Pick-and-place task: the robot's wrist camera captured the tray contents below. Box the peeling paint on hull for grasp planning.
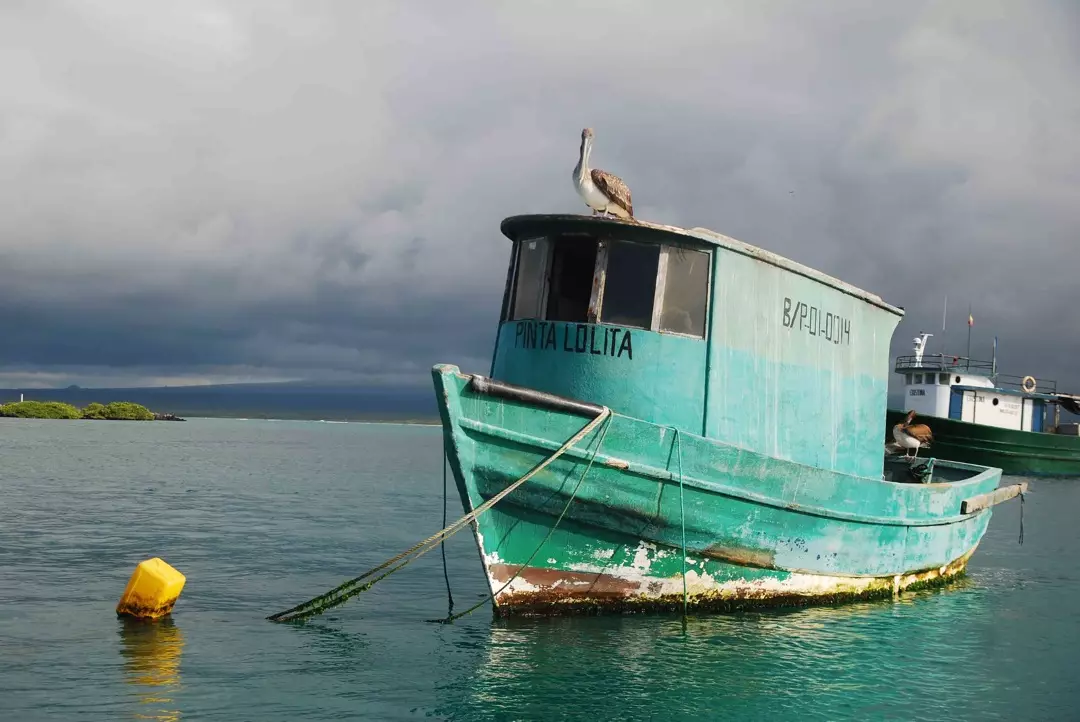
[486,548,976,617]
[432,364,1005,619]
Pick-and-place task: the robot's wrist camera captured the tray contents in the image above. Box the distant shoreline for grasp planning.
[0,414,442,426]
[0,383,439,424]
[0,400,182,421]
[205,417,442,426]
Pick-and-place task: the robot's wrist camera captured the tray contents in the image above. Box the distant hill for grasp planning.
[0,382,439,422]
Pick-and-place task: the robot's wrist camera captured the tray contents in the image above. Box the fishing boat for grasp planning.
[886,333,1080,477]
[432,213,1023,616]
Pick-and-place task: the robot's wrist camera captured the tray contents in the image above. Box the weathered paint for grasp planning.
[706,252,897,479]
[434,364,1002,616]
[885,408,1080,477]
[492,320,706,434]
[433,213,1009,618]
[493,214,901,480]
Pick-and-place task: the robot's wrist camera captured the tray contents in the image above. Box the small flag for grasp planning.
[968,313,973,327]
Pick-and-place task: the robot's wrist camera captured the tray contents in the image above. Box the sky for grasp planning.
[1,0,1078,391]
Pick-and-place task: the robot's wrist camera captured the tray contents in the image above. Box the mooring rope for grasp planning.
[267,407,612,623]
[1018,491,1025,546]
[429,413,613,623]
[673,428,689,621]
[440,441,455,617]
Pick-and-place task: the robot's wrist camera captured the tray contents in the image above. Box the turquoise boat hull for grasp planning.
[435,364,1003,616]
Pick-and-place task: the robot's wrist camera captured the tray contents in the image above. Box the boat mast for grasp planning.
[966,304,973,362]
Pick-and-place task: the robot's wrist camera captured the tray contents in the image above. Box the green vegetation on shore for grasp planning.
[0,400,158,421]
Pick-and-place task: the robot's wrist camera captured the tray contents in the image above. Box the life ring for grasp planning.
[1022,375,1037,393]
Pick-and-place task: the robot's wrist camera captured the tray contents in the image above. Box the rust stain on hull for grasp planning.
[700,543,776,569]
[487,551,975,618]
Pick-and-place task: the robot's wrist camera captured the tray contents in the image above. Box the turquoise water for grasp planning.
[1,418,1076,720]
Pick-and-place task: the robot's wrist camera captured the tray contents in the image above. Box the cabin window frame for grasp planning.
[502,232,712,340]
[506,235,554,322]
[592,237,712,339]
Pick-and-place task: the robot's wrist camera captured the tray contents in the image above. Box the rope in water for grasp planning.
[440,441,455,616]
[1018,491,1025,546]
[429,413,613,623]
[266,407,612,623]
[673,427,688,620]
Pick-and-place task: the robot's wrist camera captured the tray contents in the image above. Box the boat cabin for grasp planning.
[895,333,1080,433]
[492,214,903,479]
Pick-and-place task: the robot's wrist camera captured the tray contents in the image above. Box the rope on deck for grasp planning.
[266,406,612,624]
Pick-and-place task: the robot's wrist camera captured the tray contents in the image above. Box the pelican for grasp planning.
[572,128,634,220]
[892,410,934,458]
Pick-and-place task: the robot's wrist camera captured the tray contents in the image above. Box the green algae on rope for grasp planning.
[427,413,613,624]
[266,407,612,624]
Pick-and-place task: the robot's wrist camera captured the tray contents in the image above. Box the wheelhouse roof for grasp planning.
[501,214,903,316]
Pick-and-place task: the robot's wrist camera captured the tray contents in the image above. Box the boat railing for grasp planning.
[894,354,1058,394]
[894,354,994,374]
[993,373,1058,395]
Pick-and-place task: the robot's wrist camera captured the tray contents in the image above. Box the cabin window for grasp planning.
[659,247,709,337]
[601,240,660,329]
[545,237,598,322]
[511,237,550,320]
[509,235,598,322]
[939,373,949,385]
[504,231,711,338]
[905,374,912,386]
[914,374,923,384]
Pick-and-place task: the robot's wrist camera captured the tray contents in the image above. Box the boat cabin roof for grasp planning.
[501,214,903,316]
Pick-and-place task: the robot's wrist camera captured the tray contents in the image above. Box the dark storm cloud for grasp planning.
[1,0,1078,390]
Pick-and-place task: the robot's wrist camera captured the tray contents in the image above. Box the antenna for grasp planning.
[913,332,933,365]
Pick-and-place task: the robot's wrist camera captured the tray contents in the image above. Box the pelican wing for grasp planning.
[591,168,633,217]
[904,423,933,444]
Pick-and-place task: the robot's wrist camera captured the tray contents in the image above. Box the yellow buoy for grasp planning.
[116,558,186,620]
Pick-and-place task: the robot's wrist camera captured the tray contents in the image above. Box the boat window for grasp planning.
[905,374,912,386]
[601,240,660,329]
[545,237,598,322]
[939,373,950,385]
[509,235,599,322]
[511,237,550,320]
[914,374,923,384]
[659,247,709,337]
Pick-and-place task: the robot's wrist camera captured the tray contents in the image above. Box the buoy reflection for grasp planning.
[117,616,184,721]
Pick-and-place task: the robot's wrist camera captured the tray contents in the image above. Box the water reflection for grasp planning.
[442,581,996,721]
[117,617,184,721]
